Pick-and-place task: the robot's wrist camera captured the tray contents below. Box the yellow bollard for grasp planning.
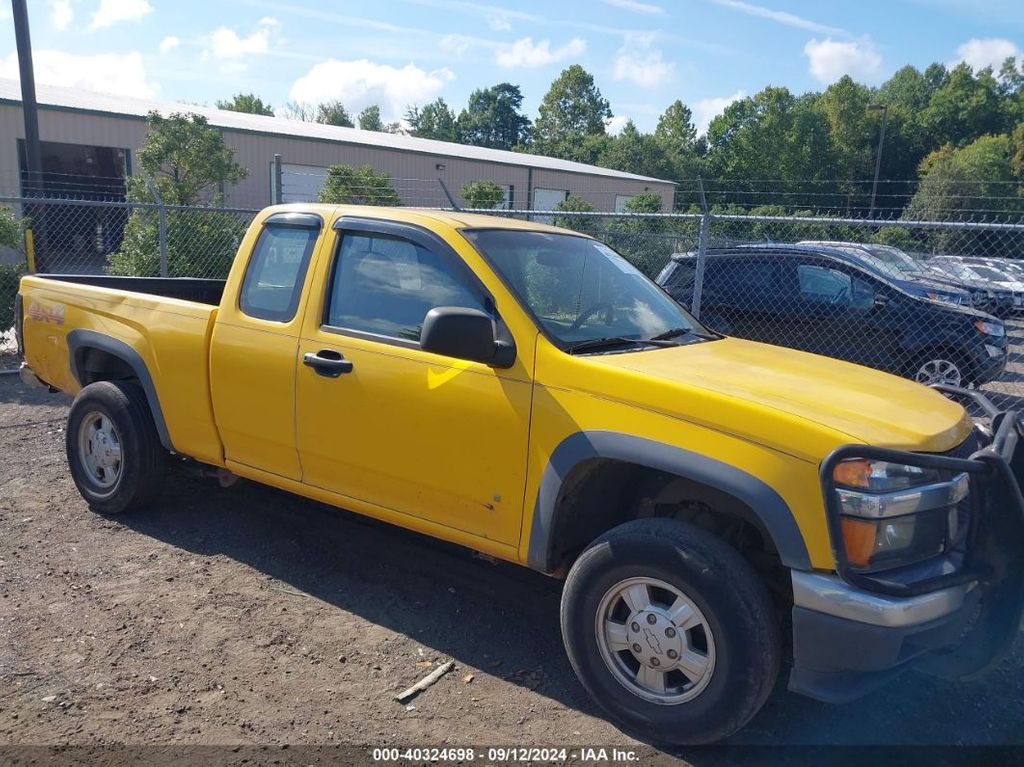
[24,227,35,273]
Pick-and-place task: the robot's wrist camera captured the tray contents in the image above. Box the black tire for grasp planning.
[560,518,780,745]
[66,380,166,514]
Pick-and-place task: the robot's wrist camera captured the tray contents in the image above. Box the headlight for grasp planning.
[832,459,969,572]
[974,319,1005,337]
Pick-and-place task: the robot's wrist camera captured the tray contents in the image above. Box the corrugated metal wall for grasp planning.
[0,103,676,211]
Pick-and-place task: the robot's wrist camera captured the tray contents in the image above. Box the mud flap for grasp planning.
[916,451,1024,680]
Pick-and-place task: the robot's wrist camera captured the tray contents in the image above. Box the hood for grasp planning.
[580,338,972,460]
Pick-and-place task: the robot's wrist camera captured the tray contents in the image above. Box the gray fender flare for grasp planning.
[527,430,811,572]
[67,329,174,452]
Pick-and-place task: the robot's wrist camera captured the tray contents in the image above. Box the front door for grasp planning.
[294,220,533,545]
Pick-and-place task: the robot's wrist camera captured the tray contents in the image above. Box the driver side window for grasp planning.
[797,264,875,310]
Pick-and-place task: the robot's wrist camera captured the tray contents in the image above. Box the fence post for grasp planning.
[273,154,283,205]
[691,177,711,319]
[143,173,168,278]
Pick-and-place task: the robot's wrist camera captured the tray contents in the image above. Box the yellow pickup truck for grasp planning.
[16,205,1024,744]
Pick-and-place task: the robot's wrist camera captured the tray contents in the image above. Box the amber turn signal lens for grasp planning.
[833,459,872,489]
[840,517,877,567]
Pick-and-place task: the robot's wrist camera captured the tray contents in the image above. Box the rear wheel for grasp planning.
[66,381,166,514]
[560,518,780,745]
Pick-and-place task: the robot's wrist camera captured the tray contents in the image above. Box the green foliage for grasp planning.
[459,180,506,209]
[318,164,401,206]
[130,111,248,206]
[357,105,403,133]
[0,206,25,330]
[457,83,531,149]
[216,93,274,116]
[106,210,247,278]
[107,112,248,277]
[554,194,597,233]
[316,100,355,127]
[598,121,675,182]
[406,98,458,142]
[532,65,612,160]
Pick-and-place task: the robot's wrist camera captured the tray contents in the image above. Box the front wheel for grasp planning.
[912,352,967,387]
[66,380,166,514]
[560,518,780,745]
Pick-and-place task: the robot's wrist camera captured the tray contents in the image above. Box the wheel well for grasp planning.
[75,347,138,386]
[907,344,973,380]
[549,460,790,598]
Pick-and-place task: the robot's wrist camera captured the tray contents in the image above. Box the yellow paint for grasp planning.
[22,228,35,273]
[19,203,974,573]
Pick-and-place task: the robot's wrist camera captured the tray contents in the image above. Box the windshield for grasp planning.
[865,244,923,273]
[463,229,707,348]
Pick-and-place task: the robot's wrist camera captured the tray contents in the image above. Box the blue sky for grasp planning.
[0,0,1022,134]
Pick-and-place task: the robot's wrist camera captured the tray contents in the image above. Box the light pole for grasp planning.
[867,103,888,220]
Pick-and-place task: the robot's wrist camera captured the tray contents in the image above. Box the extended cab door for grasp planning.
[294,219,533,546]
[210,212,324,479]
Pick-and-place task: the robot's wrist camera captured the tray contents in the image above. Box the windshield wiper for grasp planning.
[566,336,680,354]
[647,326,718,342]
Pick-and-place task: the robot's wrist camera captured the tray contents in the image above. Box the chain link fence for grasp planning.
[4,193,1024,415]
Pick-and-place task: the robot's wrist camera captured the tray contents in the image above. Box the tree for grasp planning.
[598,121,675,181]
[406,98,458,142]
[280,101,316,122]
[655,100,698,153]
[457,83,531,150]
[318,164,401,205]
[0,206,24,330]
[107,112,249,277]
[817,76,876,206]
[315,100,355,127]
[921,63,1007,149]
[216,93,273,116]
[532,65,612,161]
[358,105,383,131]
[460,180,506,209]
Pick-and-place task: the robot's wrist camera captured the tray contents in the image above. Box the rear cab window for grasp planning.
[239,223,321,322]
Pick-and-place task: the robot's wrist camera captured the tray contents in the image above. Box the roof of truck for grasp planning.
[267,203,585,236]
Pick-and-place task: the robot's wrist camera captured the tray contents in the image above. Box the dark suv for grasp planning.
[656,244,1008,387]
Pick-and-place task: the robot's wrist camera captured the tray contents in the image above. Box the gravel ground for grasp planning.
[0,374,1022,762]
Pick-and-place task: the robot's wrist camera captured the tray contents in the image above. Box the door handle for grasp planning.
[303,350,354,378]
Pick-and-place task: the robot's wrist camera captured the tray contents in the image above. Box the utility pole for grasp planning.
[12,0,42,197]
[867,103,889,220]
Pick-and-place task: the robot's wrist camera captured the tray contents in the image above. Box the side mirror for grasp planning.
[420,307,515,368]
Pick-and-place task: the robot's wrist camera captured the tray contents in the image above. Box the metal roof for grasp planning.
[0,78,674,185]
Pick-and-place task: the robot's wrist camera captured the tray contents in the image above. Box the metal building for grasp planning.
[0,79,676,213]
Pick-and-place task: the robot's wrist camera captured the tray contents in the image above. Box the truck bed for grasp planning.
[34,274,226,306]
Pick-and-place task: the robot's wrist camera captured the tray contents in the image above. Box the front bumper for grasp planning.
[788,386,1024,703]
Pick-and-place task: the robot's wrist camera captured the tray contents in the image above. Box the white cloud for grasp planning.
[440,34,473,57]
[603,0,664,14]
[804,37,883,84]
[207,17,277,69]
[693,90,745,135]
[709,0,846,36]
[952,38,1021,73]
[0,48,156,98]
[288,59,453,121]
[486,13,511,31]
[88,0,152,31]
[496,37,586,69]
[50,0,73,30]
[606,115,630,135]
[158,35,180,54]
[613,34,673,88]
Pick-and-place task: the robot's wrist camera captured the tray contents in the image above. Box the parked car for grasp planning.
[797,240,973,307]
[926,259,1013,317]
[934,256,1024,314]
[657,243,1007,387]
[18,206,1024,745]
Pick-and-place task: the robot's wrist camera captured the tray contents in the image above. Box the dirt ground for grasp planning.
[0,373,1022,762]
